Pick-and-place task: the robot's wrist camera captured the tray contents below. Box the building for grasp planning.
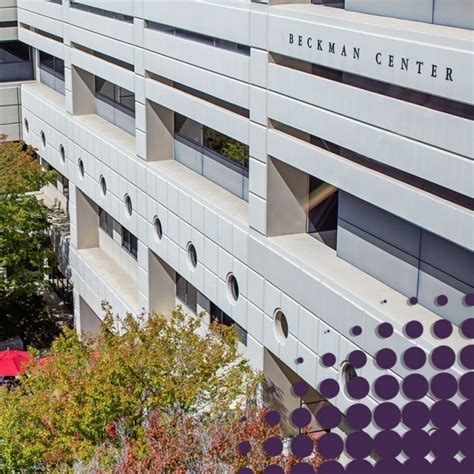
[2,0,473,445]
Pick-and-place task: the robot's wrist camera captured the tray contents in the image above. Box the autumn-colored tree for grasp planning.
[0,305,260,470]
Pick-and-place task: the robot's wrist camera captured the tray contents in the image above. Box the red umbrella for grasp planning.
[0,350,32,377]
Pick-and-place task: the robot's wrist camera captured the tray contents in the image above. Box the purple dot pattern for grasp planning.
[239,298,472,472]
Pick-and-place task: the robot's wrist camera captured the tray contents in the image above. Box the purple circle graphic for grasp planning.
[460,428,473,456]
[374,430,401,458]
[238,468,254,474]
[348,350,367,369]
[377,322,393,338]
[402,429,431,457]
[465,293,474,307]
[376,348,397,369]
[431,400,459,428]
[317,461,344,473]
[266,385,277,395]
[403,458,431,473]
[374,375,399,400]
[290,463,314,474]
[346,403,371,430]
[460,345,474,370]
[433,319,453,339]
[373,402,401,430]
[351,325,362,336]
[320,379,339,399]
[290,434,313,458]
[431,428,459,457]
[322,352,336,367]
[263,465,284,474]
[374,459,402,472]
[317,405,342,430]
[459,372,474,399]
[296,357,304,364]
[430,372,458,400]
[431,345,455,370]
[402,401,430,429]
[293,380,309,397]
[265,410,281,426]
[405,320,423,338]
[402,373,429,400]
[318,433,344,459]
[408,296,418,305]
[461,318,474,338]
[291,408,312,428]
[263,436,283,457]
[460,400,473,428]
[403,347,426,370]
[346,376,370,400]
[345,430,372,459]
[435,294,448,306]
[239,440,251,455]
[346,460,373,473]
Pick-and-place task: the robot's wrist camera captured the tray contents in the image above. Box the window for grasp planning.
[78,158,85,177]
[100,176,107,196]
[39,51,65,94]
[70,1,133,22]
[99,208,113,238]
[95,78,135,116]
[59,144,65,162]
[147,22,250,55]
[187,243,198,270]
[311,0,345,7]
[40,131,46,148]
[176,274,197,313]
[227,273,239,303]
[0,41,34,82]
[210,303,247,346]
[153,216,163,241]
[307,176,339,249]
[121,227,138,259]
[124,194,133,216]
[274,310,289,343]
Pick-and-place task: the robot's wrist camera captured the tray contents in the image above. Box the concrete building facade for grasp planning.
[2,0,473,443]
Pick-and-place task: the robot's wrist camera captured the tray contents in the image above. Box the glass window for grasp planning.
[0,41,34,82]
[210,303,247,346]
[99,208,113,238]
[121,228,138,259]
[176,274,198,313]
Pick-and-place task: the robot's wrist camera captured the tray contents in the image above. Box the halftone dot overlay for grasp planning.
[237,295,473,473]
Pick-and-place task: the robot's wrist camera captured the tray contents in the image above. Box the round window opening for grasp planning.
[100,176,107,196]
[78,159,85,178]
[342,362,357,384]
[124,194,133,216]
[24,118,29,134]
[59,145,65,163]
[40,131,46,148]
[153,216,163,241]
[274,310,289,343]
[187,243,197,270]
[227,273,239,303]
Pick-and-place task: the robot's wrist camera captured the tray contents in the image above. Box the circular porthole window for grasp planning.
[153,216,163,241]
[78,158,85,178]
[24,118,29,134]
[100,175,107,196]
[40,131,46,148]
[187,242,197,270]
[342,362,357,384]
[274,310,289,343]
[227,273,239,304]
[59,145,65,163]
[124,194,133,216]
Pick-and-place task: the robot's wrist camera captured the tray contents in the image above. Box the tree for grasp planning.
[0,135,56,297]
[0,305,260,470]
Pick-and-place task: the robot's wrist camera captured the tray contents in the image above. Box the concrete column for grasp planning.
[77,295,102,336]
[266,157,309,237]
[71,66,96,116]
[145,100,174,161]
[148,250,176,316]
[76,189,99,249]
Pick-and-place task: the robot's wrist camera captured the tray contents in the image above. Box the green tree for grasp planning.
[0,135,56,297]
[0,305,260,470]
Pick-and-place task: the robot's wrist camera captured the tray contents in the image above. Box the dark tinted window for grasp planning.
[176,274,198,313]
[0,41,34,82]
